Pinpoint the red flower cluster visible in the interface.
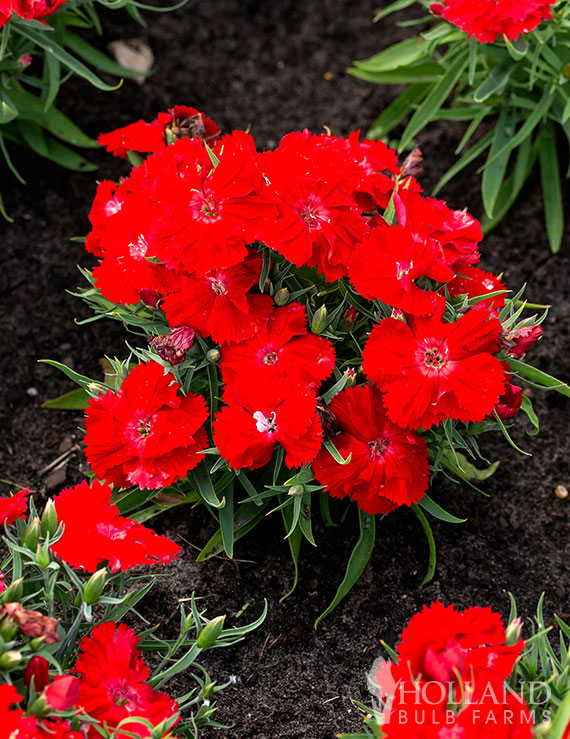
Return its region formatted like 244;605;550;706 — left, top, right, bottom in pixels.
84;361;208;489
0;682;82;739
73;621;179;739
83;108;542;513
51;480;181;572
373;602;532;738
430;0;555;43
0;0;66;27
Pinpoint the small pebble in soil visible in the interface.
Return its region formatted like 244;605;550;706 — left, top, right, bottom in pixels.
555;484;568;499
26;387;38;397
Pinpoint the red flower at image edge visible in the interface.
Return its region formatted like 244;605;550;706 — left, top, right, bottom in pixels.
73;621;179;739
84;361;208;489
0;684;38;737
0;0;67;26
362;307;506;429
213;377;323;470
0;487;30;524
218;302;336;396
51;480;181;572
430;0;554;43
312;384;429;514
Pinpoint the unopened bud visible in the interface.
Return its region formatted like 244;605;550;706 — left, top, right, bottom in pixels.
430;2;445;17
505;617;522;645
311;306;328;334
40;500;58;538
35;544;50;568
344;368;358;387
2;578;24;603
18;53;32;70
83;569;107;605
274;288;290;306
23;517;41;551
340;307;358;332
0;650;22;670
287;485;305;496
149;326;196;366
391;308;406;321
206;348;221;363
140;288;161;309
0;615;18;641
197;615;226;649
24;655;50;692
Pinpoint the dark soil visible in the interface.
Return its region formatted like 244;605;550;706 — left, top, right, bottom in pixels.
1;1;569;738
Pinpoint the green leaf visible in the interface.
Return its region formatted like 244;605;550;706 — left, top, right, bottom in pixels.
280;503;302;601
493;411;531;457
41;387;90;410
367;83;430;139
323;439;352;465
412;504;436;587
13;23;123;91
550;691;570;739
0;91;18;124
400;51;468;151
473;61;512;103
315;509;375;628
61;30;144;78
419;494;466;524
42;53;60;112
353;37;427;74
191;464;225;509
218;482;234;558
504;34;528;61
482;107;518;219
17;120;97;171
452;452;500;481
539;120;564;253
197;501;270;561
349;61;443;85
373;0;416;21
520;395;540;436
432;130;493;196
508;358;570;397
39;359;101;391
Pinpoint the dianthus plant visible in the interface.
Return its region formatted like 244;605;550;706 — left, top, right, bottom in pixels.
0;0;184;219
0;483;265;737
53;106;569;623
351;0;570;252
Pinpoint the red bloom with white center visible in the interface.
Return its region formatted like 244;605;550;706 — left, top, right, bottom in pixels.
51;480;181;572
312;384;429;514
350;222;453;315
98;105;220;158
219;303;336;396
447;264;506;311
74;621;179;739
258;132;368;281
161;252;274;345
0;487;30;524
84;362;208;489
362;307;506;429
213;377;323;470
395;189;483;268
431;0;554;43
392;602;525;695
155;133;277;275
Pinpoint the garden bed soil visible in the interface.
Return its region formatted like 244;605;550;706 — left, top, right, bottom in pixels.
1;1;569;737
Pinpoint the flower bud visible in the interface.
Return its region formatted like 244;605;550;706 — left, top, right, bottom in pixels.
40;500;58;538
149;326;196;366
344;368;357;387
139;288;161;309
35;544;51;568
206;348;221;363
2;603;59;644
0;614;18;641
505;617;522;646
287;485;305;496
197;615;226;649
2;578;23;603
83;569;107;606
274;288;290;306
500;325;542;356
23;517;41;551
18;53;33;70
311;305;327;334
24;656;50;693
339;307;358;332
45;675;80;711
0;650;22;670
430;2;445;16
494;383;523;420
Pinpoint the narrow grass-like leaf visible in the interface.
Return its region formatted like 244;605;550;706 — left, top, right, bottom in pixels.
473;61;512;103
315;509;375;628
433;130;493;195
520;395;540;436
353;37;427;74
419;494;466;523
42;54;60;112
508;358;570;397
197;501;270;561
191;464;225;509
367;83;430;139
280;504;302;601
539;119;564;253
62;30;144;78
42;387;89;410
482;107;518;218
218;483;234;558
412;504;436;587
373;0;416;21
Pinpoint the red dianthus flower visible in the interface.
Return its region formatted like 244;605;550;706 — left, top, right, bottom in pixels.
0;684;38;737
0;487;30;524
447;264;506;311
312;384;429;514
362;307;506;429
350;222;453;316
84;361;208;489
74;621;179;739
213;377;323;470
431;0;554;44
51;480;181;572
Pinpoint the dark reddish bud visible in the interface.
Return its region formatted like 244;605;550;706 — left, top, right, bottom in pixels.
0;570;5;595
18;54;33;70
316;397;339;438
495;383;523;420
45;675;80;711
140;289;161;309
430;2;445;16
24;656;50;693
149;326;196;365
2;603;60;644
399;146;424;179
501;325;542;356
340;307;358;331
